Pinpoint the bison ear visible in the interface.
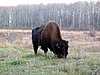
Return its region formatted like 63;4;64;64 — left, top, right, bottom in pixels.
56;43;60;48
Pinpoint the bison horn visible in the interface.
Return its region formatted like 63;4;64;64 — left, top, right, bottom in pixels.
56;43;60;48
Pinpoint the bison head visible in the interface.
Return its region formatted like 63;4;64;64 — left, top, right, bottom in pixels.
51;39;69;58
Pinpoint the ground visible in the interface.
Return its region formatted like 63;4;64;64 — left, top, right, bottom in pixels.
0;29;100;75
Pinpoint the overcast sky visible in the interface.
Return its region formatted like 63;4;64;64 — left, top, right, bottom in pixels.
0;0;99;6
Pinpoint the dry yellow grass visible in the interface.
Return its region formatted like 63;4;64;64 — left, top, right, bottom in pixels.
0;29;100;52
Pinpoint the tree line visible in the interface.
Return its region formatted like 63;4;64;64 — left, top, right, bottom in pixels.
0;1;100;30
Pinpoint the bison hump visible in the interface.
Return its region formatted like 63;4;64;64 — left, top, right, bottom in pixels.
41;21;62;41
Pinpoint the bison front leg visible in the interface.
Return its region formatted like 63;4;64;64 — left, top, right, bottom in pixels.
44;48;48;56
41;46;48;56
40;39;49;57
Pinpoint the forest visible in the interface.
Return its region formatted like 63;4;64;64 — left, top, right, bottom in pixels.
0;1;100;30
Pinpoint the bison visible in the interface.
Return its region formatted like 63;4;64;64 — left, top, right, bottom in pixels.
32;21;69;58
40;21;69;58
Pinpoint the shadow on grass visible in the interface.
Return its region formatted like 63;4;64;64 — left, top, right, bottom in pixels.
8;59;26;65
22;52;58;60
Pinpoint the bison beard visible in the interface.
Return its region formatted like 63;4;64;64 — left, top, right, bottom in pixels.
40;21;69;58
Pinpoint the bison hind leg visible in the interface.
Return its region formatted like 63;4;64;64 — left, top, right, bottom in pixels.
33;44;39;55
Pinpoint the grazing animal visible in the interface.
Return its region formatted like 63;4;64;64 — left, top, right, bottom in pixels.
32;25;45;54
40;21;69;58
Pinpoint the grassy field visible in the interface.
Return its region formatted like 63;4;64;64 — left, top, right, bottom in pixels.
0;45;100;75
0;30;100;75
